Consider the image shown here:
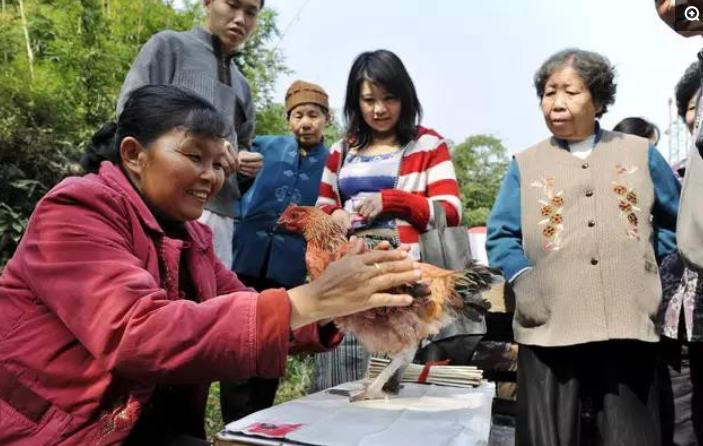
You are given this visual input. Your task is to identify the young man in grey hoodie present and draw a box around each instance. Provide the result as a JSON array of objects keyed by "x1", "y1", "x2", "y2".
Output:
[{"x1": 117, "y1": 0, "x2": 264, "y2": 268}]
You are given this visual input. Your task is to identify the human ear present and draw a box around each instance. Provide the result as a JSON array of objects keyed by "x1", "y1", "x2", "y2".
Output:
[
  {"x1": 594, "y1": 102, "x2": 603, "y2": 116},
  {"x1": 119, "y1": 137, "x2": 146, "y2": 179}
]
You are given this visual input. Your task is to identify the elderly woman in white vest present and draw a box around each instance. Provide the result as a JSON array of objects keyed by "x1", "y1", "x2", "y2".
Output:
[{"x1": 487, "y1": 48, "x2": 681, "y2": 446}]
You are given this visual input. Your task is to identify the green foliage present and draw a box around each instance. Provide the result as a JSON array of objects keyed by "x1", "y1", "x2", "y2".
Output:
[
  {"x1": 323, "y1": 110, "x2": 344, "y2": 144},
  {"x1": 255, "y1": 102, "x2": 290, "y2": 136},
  {"x1": 205, "y1": 382, "x2": 224, "y2": 441},
  {"x1": 451, "y1": 134, "x2": 509, "y2": 227},
  {"x1": 0, "y1": 0, "x2": 286, "y2": 266},
  {"x1": 0, "y1": 203, "x2": 27, "y2": 266},
  {"x1": 274, "y1": 354, "x2": 314, "y2": 405},
  {"x1": 237, "y1": 8, "x2": 288, "y2": 108}
]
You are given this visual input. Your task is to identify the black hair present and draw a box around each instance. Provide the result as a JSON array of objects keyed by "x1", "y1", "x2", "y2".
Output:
[
  {"x1": 81, "y1": 85, "x2": 229, "y2": 174},
  {"x1": 675, "y1": 61, "x2": 701, "y2": 119},
  {"x1": 343, "y1": 49, "x2": 422, "y2": 148},
  {"x1": 613, "y1": 117, "x2": 660, "y2": 143},
  {"x1": 534, "y1": 48, "x2": 617, "y2": 118}
]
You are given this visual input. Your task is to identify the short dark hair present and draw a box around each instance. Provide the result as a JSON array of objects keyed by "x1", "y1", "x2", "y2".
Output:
[
  {"x1": 343, "y1": 49, "x2": 422, "y2": 148},
  {"x1": 613, "y1": 117, "x2": 660, "y2": 143},
  {"x1": 81, "y1": 85, "x2": 228, "y2": 174},
  {"x1": 534, "y1": 48, "x2": 617, "y2": 118},
  {"x1": 675, "y1": 61, "x2": 701, "y2": 119}
]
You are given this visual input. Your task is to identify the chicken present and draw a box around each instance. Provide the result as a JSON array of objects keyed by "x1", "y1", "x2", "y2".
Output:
[{"x1": 277, "y1": 205, "x2": 497, "y2": 401}]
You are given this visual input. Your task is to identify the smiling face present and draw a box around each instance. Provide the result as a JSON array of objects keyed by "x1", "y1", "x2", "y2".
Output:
[
  {"x1": 121, "y1": 129, "x2": 227, "y2": 221},
  {"x1": 540, "y1": 66, "x2": 599, "y2": 141},
  {"x1": 288, "y1": 103, "x2": 329, "y2": 148},
  {"x1": 203, "y1": 0, "x2": 260, "y2": 54},
  {"x1": 359, "y1": 80, "x2": 402, "y2": 140}
]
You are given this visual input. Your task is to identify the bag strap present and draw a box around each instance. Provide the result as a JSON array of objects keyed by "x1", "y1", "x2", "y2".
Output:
[
  {"x1": 427, "y1": 201, "x2": 450, "y2": 268},
  {"x1": 431, "y1": 201, "x2": 448, "y2": 233}
]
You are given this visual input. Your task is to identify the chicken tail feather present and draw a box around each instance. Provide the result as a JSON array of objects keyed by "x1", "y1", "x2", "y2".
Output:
[{"x1": 451, "y1": 262, "x2": 500, "y2": 319}]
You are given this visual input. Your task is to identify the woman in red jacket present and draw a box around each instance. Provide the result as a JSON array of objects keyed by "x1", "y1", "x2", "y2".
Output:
[{"x1": 0, "y1": 85, "x2": 419, "y2": 446}]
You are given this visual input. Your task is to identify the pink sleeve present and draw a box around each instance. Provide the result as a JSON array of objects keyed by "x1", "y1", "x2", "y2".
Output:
[
  {"x1": 256, "y1": 287, "x2": 343, "y2": 358},
  {"x1": 252, "y1": 289, "x2": 292, "y2": 377},
  {"x1": 18, "y1": 183, "x2": 290, "y2": 384},
  {"x1": 291, "y1": 321, "x2": 343, "y2": 354},
  {"x1": 211, "y1": 258, "x2": 341, "y2": 371}
]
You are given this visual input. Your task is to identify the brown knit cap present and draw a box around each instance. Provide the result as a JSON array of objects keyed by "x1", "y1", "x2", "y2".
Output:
[{"x1": 285, "y1": 80, "x2": 329, "y2": 115}]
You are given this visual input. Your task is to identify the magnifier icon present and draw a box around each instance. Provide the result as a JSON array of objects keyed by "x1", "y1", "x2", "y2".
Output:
[{"x1": 686, "y1": 5, "x2": 701, "y2": 21}]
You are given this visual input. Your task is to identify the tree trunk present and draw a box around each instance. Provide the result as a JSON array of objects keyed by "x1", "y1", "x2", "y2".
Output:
[
  {"x1": 18, "y1": 0, "x2": 34, "y2": 80},
  {"x1": 2, "y1": 0, "x2": 6, "y2": 63}
]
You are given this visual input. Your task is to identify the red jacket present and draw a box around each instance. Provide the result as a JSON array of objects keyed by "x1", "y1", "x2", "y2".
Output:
[{"x1": 0, "y1": 162, "x2": 337, "y2": 445}]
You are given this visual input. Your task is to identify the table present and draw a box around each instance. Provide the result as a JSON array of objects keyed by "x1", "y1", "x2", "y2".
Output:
[{"x1": 216, "y1": 381, "x2": 495, "y2": 446}]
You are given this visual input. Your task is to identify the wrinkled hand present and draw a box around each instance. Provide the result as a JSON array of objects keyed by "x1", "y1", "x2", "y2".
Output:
[
  {"x1": 222, "y1": 141, "x2": 238, "y2": 176},
  {"x1": 288, "y1": 238, "x2": 421, "y2": 328},
  {"x1": 237, "y1": 150, "x2": 263, "y2": 177},
  {"x1": 330, "y1": 209, "x2": 352, "y2": 234},
  {"x1": 356, "y1": 193, "x2": 383, "y2": 220}
]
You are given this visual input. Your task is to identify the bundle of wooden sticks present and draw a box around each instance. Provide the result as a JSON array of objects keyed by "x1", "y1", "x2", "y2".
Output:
[{"x1": 366, "y1": 357, "x2": 483, "y2": 388}]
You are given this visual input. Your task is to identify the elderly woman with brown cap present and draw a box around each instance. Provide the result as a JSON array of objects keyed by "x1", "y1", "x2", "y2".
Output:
[
  {"x1": 487, "y1": 48, "x2": 681, "y2": 446},
  {"x1": 221, "y1": 80, "x2": 332, "y2": 422}
]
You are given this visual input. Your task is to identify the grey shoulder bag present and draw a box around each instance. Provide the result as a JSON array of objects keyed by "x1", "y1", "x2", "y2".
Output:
[
  {"x1": 416, "y1": 201, "x2": 486, "y2": 365},
  {"x1": 420, "y1": 201, "x2": 471, "y2": 270}
]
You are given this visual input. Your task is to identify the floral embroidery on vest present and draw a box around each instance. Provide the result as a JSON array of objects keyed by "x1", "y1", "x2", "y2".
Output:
[
  {"x1": 612, "y1": 163, "x2": 641, "y2": 240},
  {"x1": 531, "y1": 176, "x2": 565, "y2": 251}
]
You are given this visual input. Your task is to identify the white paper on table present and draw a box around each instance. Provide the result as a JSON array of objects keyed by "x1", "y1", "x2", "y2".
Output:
[{"x1": 219, "y1": 381, "x2": 495, "y2": 446}]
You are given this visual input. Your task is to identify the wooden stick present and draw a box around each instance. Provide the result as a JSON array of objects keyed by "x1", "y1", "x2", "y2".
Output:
[{"x1": 366, "y1": 357, "x2": 484, "y2": 388}]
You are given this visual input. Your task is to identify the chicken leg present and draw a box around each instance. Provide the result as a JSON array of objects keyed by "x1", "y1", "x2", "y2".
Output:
[{"x1": 350, "y1": 347, "x2": 417, "y2": 402}]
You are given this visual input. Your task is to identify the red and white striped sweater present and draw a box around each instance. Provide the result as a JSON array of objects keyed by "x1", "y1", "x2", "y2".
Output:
[{"x1": 316, "y1": 126, "x2": 462, "y2": 258}]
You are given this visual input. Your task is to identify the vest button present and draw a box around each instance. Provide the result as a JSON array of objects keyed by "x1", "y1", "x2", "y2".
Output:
[
  {"x1": 588, "y1": 220, "x2": 595, "y2": 227},
  {"x1": 585, "y1": 190, "x2": 594, "y2": 197},
  {"x1": 582, "y1": 162, "x2": 589, "y2": 169},
  {"x1": 591, "y1": 258, "x2": 599, "y2": 265}
]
